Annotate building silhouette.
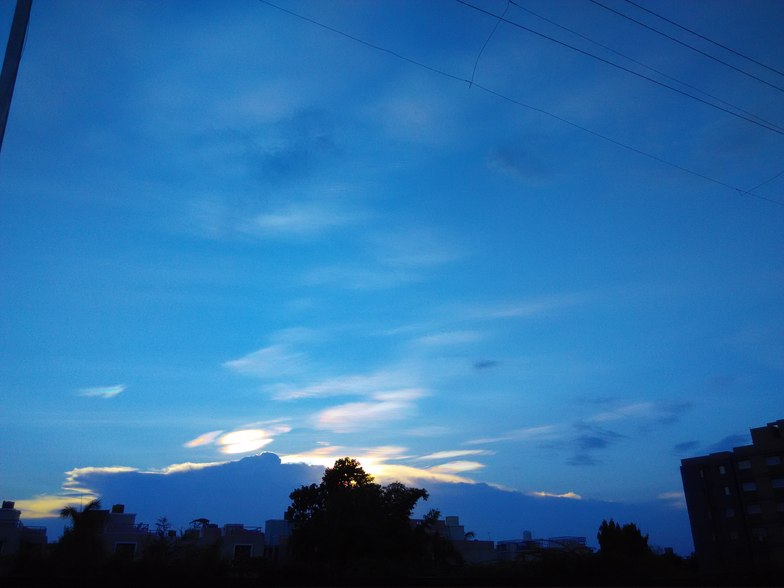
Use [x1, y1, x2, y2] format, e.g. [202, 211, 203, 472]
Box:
[0, 500, 47, 557]
[680, 419, 784, 572]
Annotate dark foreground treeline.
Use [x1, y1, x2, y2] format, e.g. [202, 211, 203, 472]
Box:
[1, 543, 780, 587]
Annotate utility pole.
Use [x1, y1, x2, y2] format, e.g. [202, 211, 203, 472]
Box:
[0, 0, 32, 154]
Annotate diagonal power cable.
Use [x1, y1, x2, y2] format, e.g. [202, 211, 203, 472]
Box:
[623, 0, 784, 79]
[589, 0, 784, 94]
[256, 0, 783, 207]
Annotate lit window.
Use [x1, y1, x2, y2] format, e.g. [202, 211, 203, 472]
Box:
[772, 478, 784, 489]
[742, 481, 757, 492]
[766, 456, 782, 466]
[747, 504, 762, 515]
[718, 465, 727, 475]
[724, 486, 731, 496]
[738, 460, 752, 470]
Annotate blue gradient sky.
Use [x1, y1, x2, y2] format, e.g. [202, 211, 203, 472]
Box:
[1, 0, 782, 551]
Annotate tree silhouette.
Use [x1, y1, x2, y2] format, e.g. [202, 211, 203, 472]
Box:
[285, 457, 428, 567]
[597, 518, 650, 558]
[57, 498, 106, 564]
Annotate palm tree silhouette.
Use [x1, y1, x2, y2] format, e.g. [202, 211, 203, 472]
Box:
[58, 498, 106, 562]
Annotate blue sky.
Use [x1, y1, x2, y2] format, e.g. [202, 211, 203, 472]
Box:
[1, 0, 783, 552]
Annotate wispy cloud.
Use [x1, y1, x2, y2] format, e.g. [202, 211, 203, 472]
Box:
[466, 425, 557, 445]
[63, 466, 138, 495]
[184, 424, 292, 455]
[704, 434, 750, 454]
[271, 370, 413, 400]
[371, 227, 462, 269]
[672, 440, 700, 454]
[588, 401, 692, 425]
[417, 449, 492, 461]
[183, 430, 223, 448]
[304, 264, 420, 290]
[13, 495, 98, 519]
[240, 201, 361, 238]
[658, 491, 687, 509]
[528, 490, 582, 500]
[223, 344, 306, 378]
[415, 330, 484, 346]
[467, 294, 584, 320]
[429, 460, 485, 474]
[78, 384, 126, 399]
[313, 389, 426, 433]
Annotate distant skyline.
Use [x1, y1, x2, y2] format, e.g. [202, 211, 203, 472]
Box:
[1, 0, 783, 555]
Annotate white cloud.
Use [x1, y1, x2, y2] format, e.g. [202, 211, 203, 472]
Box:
[417, 449, 492, 460]
[429, 460, 485, 473]
[13, 495, 95, 519]
[152, 461, 228, 475]
[469, 294, 584, 320]
[372, 227, 462, 268]
[658, 491, 687, 509]
[415, 330, 484, 346]
[528, 490, 582, 500]
[183, 430, 223, 448]
[313, 389, 426, 433]
[589, 402, 656, 423]
[217, 429, 275, 454]
[224, 344, 306, 378]
[465, 425, 558, 445]
[184, 424, 292, 455]
[77, 384, 126, 398]
[242, 202, 360, 237]
[271, 370, 412, 400]
[63, 466, 138, 495]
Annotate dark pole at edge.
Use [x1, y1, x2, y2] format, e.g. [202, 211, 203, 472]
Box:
[0, 0, 33, 154]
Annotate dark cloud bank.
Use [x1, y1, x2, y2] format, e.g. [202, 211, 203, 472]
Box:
[40, 453, 693, 555]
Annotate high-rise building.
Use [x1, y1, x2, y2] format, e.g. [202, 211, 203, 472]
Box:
[680, 419, 784, 572]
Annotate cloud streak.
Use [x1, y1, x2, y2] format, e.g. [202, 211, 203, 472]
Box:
[223, 344, 306, 378]
[314, 389, 426, 433]
[77, 384, 126, 398]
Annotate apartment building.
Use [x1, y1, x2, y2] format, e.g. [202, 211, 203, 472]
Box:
[680, 419, 784, 572]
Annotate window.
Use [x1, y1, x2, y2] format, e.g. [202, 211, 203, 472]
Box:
[766, 456, 782, 466]
[747, 504, 762, 515]
[724, 486, 731, 496]
[718, 465, 727, 475]
[772, 478, 784, 489]
[738, 460, 752, 470]
[742, 481, 757, 492]
[725, 508, 735, 518]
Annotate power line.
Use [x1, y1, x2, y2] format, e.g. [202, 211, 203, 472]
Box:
[623, 0, 784, 79]
[746, 168, 784, 193]
[256, 0, 783, 207]
[470, 0, 510, 87]
[507, 0, 784, 134]
[589, 0, 784, 95]
[455, 0, 783, 136]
